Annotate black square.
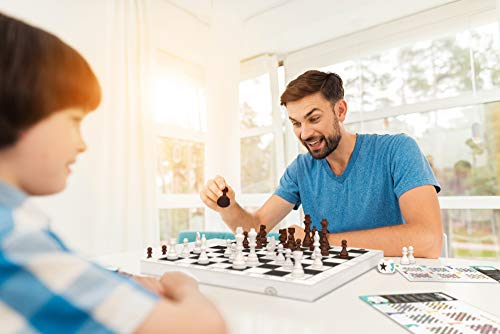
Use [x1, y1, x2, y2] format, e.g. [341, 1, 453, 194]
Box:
[349, 249, 368, 254]
[304, 268, 323, 275]
[322, 262, 340, 267]
[264, 270, 290, 277]
[193, 261, 216, 266]
[333, 255, 354, 260]
[258, 263, 281, 270]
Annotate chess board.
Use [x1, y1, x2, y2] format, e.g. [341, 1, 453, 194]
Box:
[140, 238, 383, 302]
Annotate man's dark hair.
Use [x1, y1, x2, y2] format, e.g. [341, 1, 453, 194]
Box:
[0, 12, 101, 149]
[280, 70, 344, 107]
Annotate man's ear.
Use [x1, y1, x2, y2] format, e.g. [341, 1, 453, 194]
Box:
[335, 99, 348, 122]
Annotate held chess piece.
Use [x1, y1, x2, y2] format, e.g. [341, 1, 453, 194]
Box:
[283, 248, 293, 270]
[216, 187, 230, 208]
[232, 227, 247, 269]
[291, 250, 305, 278]
[408, 246, 416, 264]
[181, 238, 190, 258]
[276, 244, 285, 265]
[246, 228, 260, 267]
[377, 259, 395, 274]
[193, 232, 202, 254]
[400, 246, 410, 265]
[339, 240, 349, 259]
[167, 238, 179, 260]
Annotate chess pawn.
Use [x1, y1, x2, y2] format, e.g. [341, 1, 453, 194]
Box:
[283, 248, 293, 270]
[181, 238, 190, 258]
[197, 240, 209, 264]
[408, 246, 416, 264]
[167, 238, 179, 260]
[224, 239, 232, 257]
[229, 243, 236, 262]
[266, 237, 276, 258]
[275, 244, 285, 265]
[291, 250, 305, 278]
[400, 246, 410, 265]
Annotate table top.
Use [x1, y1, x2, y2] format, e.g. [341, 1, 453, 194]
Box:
[93, 252, 500, 334]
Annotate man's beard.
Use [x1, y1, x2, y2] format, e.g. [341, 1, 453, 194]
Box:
[301, 122, 342, 160]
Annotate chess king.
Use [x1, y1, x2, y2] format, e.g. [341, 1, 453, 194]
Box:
[200, 70, 443, 258]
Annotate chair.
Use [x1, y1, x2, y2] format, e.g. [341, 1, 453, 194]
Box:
[441, 232, 449, 258]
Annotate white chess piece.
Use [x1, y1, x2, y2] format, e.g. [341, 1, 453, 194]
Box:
[197, 240, 209, 264]
[400, 246, 410, 265]
[246, 228, 260, 266]
[311, 233, 323, 269]
[167, 238, 179, 260]
[181, 238, 190, 258]
[291, 250, 305, 278]
[193, 232, 201, 254]
[275, 244, 285, 265]
[232, 227, 247, 269]
[266, 237, 276, 259]
[408, 246, 416, 264]
[283, 248, 293, 270]
[229, 243, 236, 262]
[224, 239, 232, 257]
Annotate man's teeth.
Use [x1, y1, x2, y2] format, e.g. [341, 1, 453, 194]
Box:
[309, 140, 320, 145]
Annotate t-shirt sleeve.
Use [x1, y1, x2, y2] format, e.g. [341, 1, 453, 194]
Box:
[391, 134, 441, 198]
[0, 224, 158, 334]
[274, 157, 301, 209]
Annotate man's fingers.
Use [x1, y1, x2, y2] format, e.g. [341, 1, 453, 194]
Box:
[213, 175, 226, 191]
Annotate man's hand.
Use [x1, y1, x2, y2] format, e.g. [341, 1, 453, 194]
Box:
[200, 175, 236, 212]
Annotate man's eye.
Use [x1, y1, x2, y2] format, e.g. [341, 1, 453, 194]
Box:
[310, 117, 320, 122]
[292, 122, 300, 127]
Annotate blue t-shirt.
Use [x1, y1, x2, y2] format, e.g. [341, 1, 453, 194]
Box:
[274, 134, 440, 232]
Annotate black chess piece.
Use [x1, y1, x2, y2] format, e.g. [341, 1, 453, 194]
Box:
[161, 245, 167, 255]
[302, 215, 312, 247]
[147, 247, 153, 258]
[217, 187, 230, 208]
[243, 231, 249, 249]
[339, 239, 349, 259]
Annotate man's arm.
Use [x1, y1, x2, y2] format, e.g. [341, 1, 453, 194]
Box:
[200, 175, 295, 232]
[135, 272, 228, 334]
[326, 185, 442, 258]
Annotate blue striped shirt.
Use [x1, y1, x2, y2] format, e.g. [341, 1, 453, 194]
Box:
[0, 182, 158, 333]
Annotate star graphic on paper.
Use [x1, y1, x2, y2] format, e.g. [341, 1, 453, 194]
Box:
[380, 262, 387, 271]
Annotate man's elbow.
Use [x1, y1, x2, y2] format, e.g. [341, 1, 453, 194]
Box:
[420, 225, 443, 258]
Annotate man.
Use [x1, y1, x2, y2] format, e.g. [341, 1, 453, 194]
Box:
[0, 12, 227, 333]
[200, 70, 442, 258]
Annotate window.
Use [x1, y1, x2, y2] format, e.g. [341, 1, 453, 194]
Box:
[153, 51, 206, 242]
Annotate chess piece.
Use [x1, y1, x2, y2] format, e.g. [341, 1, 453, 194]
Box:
[283, 248, 293, 270]
[258, 225, 268, 247]
[310, 226, 317, 251]
[291, 250, 305, 278]
[232, 227, 246, 269]
[246, 228, 259, 267]
[400, 246, 410, 265]
[224, 239, 232, 257]
[295, 239, 302, 251]
[408, 246, 416, 264]
[167, 238, 179, 260]
[266, 237, 276, 258]
[311, 247, 323, 270]
[276, 244, 285, 265]
[181, 238, 190, 258]
[243, 231, 249, 249]
[320, 232, 330, 256]
[147, 247, 152, 258]
[302, 215, 312, 247]
[161, 244, 167, 255]
[193, 232, 202, 254]
[311, 231, 321, 260]
[197, 240, 209, 264]
[287, 234, 296, 250]
[216, 187, 230, 208]
[279, 229, 287, 246]
[287, 227, 295, 242]
[229, 243, 236, 262]
[339, 240, 349, 259]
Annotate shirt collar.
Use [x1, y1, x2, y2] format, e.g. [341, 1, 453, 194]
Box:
[0, 181, 28, 209]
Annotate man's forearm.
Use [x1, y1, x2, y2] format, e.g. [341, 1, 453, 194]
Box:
[327, 223, 443, 258]
[219, 202, 261, 233]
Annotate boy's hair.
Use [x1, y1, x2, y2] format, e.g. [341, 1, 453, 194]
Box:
[0, 12, 101, 149]
[280, 70, 344, 107]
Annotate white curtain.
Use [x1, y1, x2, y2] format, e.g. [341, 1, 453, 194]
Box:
[91, 0, 158, 255]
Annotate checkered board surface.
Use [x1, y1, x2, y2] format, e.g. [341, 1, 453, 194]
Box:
[141, 239, 383, 301]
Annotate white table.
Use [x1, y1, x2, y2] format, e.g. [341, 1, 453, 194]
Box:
[93, 252, 500, 334]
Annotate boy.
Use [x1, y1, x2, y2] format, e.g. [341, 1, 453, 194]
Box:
[0, 12, 227, 334]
